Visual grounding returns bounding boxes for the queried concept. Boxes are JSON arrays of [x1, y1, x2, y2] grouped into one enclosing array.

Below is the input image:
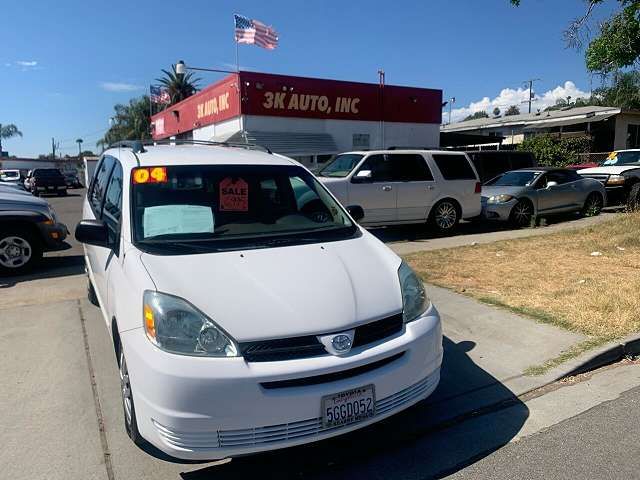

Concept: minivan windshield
[[132, 164, 358, 254], [602, 151, 640, 166], [318, 154, 363, 177], [485, 171, 541, 187]]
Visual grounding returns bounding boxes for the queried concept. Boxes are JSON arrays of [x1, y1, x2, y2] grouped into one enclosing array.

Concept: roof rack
[[107, 139, 272, 154]]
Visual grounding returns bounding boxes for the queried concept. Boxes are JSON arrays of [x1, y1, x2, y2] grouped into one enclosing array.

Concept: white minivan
[[317, 150, 482, 232], [75, 141, 443, 461]]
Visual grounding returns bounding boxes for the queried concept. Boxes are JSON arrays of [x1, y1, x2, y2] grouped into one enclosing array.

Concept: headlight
[[607, 175, 625, 185], [487, 194, 515, 204], [143, 291, 238, 357], [398, 261, 430, 323]]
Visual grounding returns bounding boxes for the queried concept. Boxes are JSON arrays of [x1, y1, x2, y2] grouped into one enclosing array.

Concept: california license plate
[[322, 384, 375, 428]]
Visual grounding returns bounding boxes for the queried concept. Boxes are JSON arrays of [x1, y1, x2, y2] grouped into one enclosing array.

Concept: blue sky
[[2, 0, 616, 157]]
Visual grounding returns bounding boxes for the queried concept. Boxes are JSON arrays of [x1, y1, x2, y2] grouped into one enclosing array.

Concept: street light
[[175, 60, 235, 75]]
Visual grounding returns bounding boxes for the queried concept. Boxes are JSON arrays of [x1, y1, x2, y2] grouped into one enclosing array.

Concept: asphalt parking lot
[[0, 191, 620, 479]]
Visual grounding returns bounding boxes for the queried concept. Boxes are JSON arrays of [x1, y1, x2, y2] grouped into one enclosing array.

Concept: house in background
[[440, 106, 640, 152]]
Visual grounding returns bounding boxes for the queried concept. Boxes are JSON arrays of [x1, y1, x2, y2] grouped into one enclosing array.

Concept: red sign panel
[[240, 71, 442, 124], [151, 71, 442, 139], [219, 177, 249, 212], [151, 74, 241, 140]]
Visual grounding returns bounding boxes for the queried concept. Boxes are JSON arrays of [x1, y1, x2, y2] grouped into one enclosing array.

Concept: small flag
[[234, 14, 279, 50], [150, 85, 170, 104]]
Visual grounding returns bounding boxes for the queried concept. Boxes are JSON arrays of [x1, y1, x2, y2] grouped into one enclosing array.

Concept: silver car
[[482, 168, 606, 226]]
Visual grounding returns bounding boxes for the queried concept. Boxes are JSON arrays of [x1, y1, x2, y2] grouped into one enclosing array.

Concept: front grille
[[239, 313, 404, 362], [580, 173, 610, 185], [152, 371, 440, 451], [260, 352, 404, 389]]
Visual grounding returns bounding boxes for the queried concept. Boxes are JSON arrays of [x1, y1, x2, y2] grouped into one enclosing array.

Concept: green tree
[[462, 111, 489, 121], [591, 71, 640, 109], [98, 96, 153, 148], [156, 64, 200, 106], [505, 105, 521, 116], [518, 134, 592, 167], [0, 123, 22, 152], [511, 0, 640, 73]]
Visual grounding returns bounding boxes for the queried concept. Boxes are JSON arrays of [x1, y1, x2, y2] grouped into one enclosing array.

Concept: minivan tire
[[119, 349, 144, 446], [88, 278, 99, 306], [430, 200, 459, 233], [0, 228, 42, 275]]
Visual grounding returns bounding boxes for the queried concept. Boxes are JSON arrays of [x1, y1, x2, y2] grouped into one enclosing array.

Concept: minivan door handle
[[426, 185, 435, 190], [382, 185, 392, 192]]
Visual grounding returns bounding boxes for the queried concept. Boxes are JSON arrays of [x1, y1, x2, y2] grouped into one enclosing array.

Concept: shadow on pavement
[[178, 337, 529, 480], [0, 253, 85, 288]]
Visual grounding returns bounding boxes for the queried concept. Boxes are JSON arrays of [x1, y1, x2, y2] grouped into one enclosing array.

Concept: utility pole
[[448, 97, 456, 125], [522, 78, 541, 114], [378, 69, 385, 148], [51, 137, 60, 159]]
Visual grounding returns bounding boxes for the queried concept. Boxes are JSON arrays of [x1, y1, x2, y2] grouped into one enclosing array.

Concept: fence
[[576, 152, 609, 165]]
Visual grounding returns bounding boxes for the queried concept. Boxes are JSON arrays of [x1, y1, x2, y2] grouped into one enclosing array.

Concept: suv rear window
[[34, 169, 63, 177], [432, 154, 477, 180]]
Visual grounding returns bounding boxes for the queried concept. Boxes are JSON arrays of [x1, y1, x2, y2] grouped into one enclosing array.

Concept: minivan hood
[[139, 233, 403, 342], [578, 165, 640, 175]]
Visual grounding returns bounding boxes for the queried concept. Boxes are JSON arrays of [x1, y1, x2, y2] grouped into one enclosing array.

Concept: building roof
[[441, 106, 624, 133]]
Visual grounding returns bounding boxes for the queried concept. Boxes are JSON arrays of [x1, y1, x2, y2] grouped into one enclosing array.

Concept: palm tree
[[156, 64, 200, 106], [0, 123, 22, 152], [98, 96, 153, 148]]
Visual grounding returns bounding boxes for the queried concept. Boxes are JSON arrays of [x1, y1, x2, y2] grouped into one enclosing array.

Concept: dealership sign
[[151, 71, 442, 139]]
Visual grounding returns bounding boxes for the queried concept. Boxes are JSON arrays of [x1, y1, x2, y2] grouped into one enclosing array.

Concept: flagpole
[[234, 16, 245, 142]]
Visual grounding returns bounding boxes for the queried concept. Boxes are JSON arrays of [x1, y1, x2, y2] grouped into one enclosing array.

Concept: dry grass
[[406, 212, 640, 340]]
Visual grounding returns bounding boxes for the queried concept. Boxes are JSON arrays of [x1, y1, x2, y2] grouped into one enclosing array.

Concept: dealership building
[[151, 71, 442, 166]]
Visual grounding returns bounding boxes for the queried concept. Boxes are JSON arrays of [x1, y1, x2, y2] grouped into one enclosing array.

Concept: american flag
[[234, 14, 279, 50], [150, 85, 170, 104]]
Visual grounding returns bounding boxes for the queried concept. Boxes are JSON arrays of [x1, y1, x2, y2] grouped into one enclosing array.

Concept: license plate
[[322, 384, 375, 428]]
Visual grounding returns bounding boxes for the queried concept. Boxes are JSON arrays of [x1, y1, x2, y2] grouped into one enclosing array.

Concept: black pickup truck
[[28, 168, 68, 196]]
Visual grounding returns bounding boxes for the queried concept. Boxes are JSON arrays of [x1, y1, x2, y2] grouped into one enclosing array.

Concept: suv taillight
[[474, 182, 482, 194]]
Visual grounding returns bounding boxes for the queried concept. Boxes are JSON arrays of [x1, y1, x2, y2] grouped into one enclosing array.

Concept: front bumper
[[121, 305, 443, 461], [37, 221, 69, 250], [481, 198, 517, 221]]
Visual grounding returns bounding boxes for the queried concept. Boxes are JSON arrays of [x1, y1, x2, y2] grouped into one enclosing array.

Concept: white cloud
[[446, 81, 590, 123], [16, 60, 37, 67], [100, 82, 143, 92]]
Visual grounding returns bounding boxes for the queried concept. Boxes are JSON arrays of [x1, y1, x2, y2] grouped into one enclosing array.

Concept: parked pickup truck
[[27, 168, 68, 196], [0, 191, 68, 274], [578, 149, 640, 209]]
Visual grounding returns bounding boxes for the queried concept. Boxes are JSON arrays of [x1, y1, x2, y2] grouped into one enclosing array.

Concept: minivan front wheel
[[430, 200, 459, 233], [119, 349, 143, 445]]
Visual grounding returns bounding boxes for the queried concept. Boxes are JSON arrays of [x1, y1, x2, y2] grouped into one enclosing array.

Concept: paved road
[[0, 191, 631, 479], [450, 381, 640, 479]]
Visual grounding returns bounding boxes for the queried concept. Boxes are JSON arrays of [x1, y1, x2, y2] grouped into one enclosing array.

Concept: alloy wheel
[[584, 194, 603, 217], [119, 350, 133, 428], [0, 236, 32, 269], [512, 201, 533, 226], [434, 202, 457, 230]]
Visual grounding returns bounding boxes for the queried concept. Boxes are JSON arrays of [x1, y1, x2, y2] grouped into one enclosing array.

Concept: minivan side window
[[432, 154, 477, 180], [89, 156, 116, 215], [102, 161, 123, 254], [389, 154, 434, 181]]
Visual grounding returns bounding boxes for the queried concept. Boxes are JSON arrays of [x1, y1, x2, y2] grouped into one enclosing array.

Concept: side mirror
[[346, 205, 365, 222], [75, 219, 108, 247], [351, 170, 373, 184], [546, 181, 558, 189]]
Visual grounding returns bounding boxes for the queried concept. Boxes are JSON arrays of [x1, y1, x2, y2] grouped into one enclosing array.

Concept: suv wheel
[[119, 349, 144, 445], [0, 229, 42, 275], [582, 192, 603, 217], [430, 200, 459, 233], [627, 183, 640, 211]]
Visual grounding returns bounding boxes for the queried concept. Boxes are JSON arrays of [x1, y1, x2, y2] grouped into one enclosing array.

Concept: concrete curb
[[540, 333, 640, 384]]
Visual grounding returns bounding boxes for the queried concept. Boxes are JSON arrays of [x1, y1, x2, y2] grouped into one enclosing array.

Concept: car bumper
[[37, 221, 69, 249], [481, 199, 517, 221], [120, 304, 443, 461], [34, 186, 66, 193]]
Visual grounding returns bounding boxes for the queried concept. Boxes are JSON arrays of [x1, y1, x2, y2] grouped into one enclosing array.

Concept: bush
[[518, 134, 592, 167]]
